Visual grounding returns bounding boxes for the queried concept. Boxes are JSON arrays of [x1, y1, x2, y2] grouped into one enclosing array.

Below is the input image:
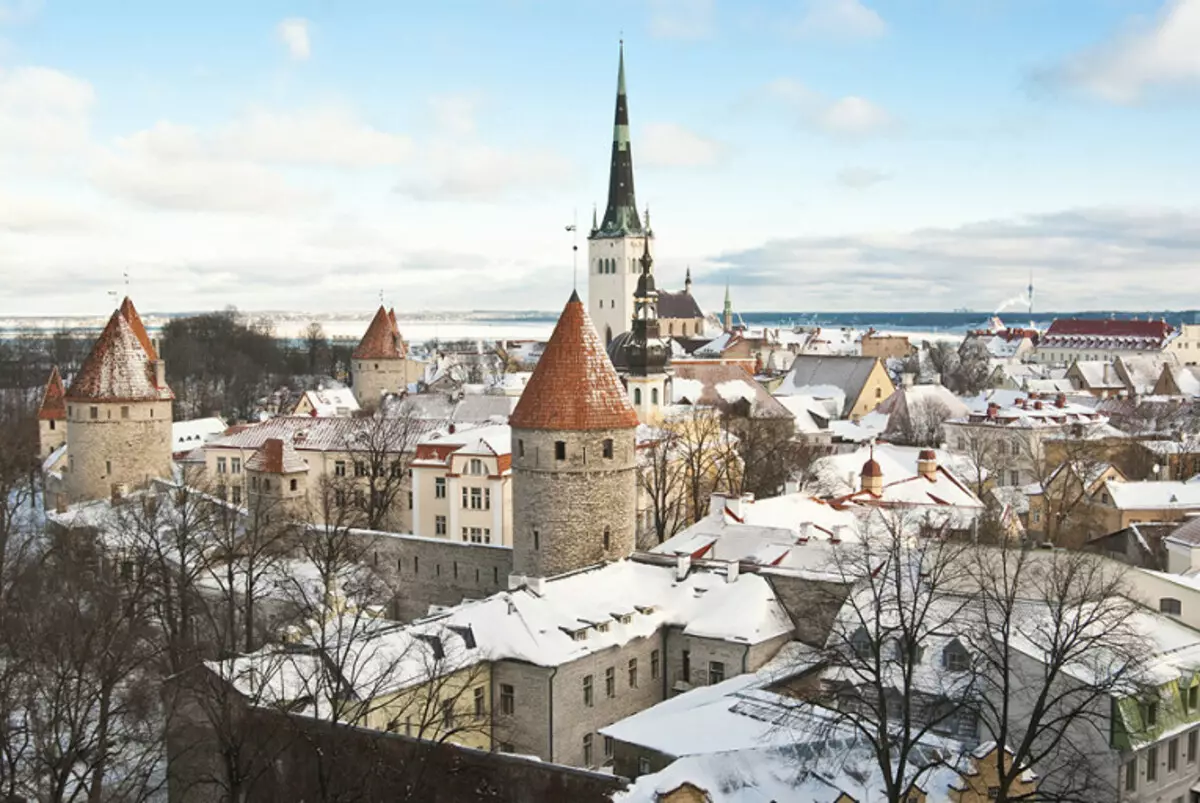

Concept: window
[[469, 458, 485, 475], [467, 487, 488, 510], [634, 387, 642, 405], [1125, 758, 1136, 791], [582, 733, 593, 767], [289, 479, 297, 491], [461, 487, 468, 508], [435, 477, 446, 498], [435, 515, 447, 536], [231, 486, 242, 505], [602, 438, 614, 459], [651, 387, 659, 405], [1169, 738, 1178, 772], [354, 460, 368, 477], [605, 667, 616, 698], [1147, 746, 1158, 781], [651, 649, 660, 679], [638, 756, 651, 775], [120, 405, 129, 419], [628, 658, 638, 688], [48, 420, 55, 430], [1161, 597, 1182, 615], [335, 460, 346, 477], [105, 460, 112, 475], [603, 527, 611, 550], [943, 642, 969, 672], [500, 684, 514, 714], [89, 406, 98, 419], [441, 699, 455, 730], [604, 735, 614, 761], [583, 675, 594, 707], [682, 650, 691, 683], [1009, 470, 1020, 486], [708, 661, 725, 685], [391, 462, 404, 479], [533, 529, 540, 550], [1188, 730, 1197, 762], [499, 742, 513, 753], [334, 488, 346, 506], [474, 687, 485, 718], [875, 386, 882, 399], [555, 441, 566, 461], [1147, 701, 1159, 727], [217, 457, 227, 474], [407, 491, 413, 509], [231, 457, 241, 474], [518, 439, 524, 458]]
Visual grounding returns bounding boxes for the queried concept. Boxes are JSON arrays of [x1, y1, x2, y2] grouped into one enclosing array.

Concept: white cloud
[[0, 66, 95, 160], [639, 122, 725, 168], [429, 94, 480, 138], [648, 0, 716, 39], [0, 190, 95, 232], [836, 166, 891, 189], [395, 142, 576, 201], [217, 109, 412, 167], [277, 18, 311, 61], [792, 0, 886, 40], [0, 0, 41, 24], [1038, 0, 1200, 103], [761, 79, 893, 138]]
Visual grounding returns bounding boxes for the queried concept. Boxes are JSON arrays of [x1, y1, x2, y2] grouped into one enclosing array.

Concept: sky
[[3, 0, 1200, 316]]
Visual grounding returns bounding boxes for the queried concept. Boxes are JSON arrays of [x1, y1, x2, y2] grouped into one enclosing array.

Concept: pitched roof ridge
[[37, 365, 67, 420], [509, 293, 638, 431], [119, 296, 158, 361]]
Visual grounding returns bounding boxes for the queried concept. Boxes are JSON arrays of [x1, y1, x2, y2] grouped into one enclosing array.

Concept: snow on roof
[[422, 560, 793, 669], [172, 417, 227, 453], [776, 355, 885, 417], [206, 415, 439, 454], [1104, 479, 1200, 511], [772, 394, 838, 435], [414, 421, 512, 462], [1071, 361, 1124, 389], [67, 306, 174, 402], [1120, 355, 1178, 396], [670, 363, 793, 420], [295, 387, 360, 417], [828, 414, 886, 443]]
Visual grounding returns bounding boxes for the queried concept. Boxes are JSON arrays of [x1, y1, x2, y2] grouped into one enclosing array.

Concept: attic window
[[614, 613, 633, 625], [555, 441, 566, 461], [942, 641, 970, 672], [634, 605, 656, 615], [1161, 597, 1182, 616], [595, 621, 611, 633]]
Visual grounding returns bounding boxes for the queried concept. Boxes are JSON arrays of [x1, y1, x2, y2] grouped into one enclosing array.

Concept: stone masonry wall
[[39, 418, 66, 459], [64, 399, 172, 503], [511, 426, 637, 578], [352, 358, 424, 410], [366, 531, 513, 621]]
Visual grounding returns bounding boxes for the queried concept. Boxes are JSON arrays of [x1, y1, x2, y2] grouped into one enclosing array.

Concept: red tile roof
[[353, 305, 407, 359], [37, 365, 66, 421], [1046, 318, 1172, 339], [509, 291, 638, 431], [67, 307, 174, 402], [245, 437, 308, 474], [119, 296, 158, 361]]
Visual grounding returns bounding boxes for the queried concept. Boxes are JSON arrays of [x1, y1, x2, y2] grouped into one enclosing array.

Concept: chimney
[[708, 492, 728, 520], [798, 522, 812, 542], [1034, 400, 1043, 410], [725, 560, 739, 584], [830, 525, 845, 544], [528, 577, 545, 596], [726, 493, 752, 521], [675, 554, 692, 582], [1055, 393, 1066, 409], [55, 493, 67, 514], [917, 449, 937, 481], [784, 479, 800, 495], [986, 402, 999, 419], [448, 423, 456, 434], [153, 359, 166, 388]]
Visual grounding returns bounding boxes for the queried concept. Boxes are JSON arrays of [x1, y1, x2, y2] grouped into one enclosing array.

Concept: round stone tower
[[509, 290, 640, 580], [351, 306, 421, 410], [64, 298, 174, 504]]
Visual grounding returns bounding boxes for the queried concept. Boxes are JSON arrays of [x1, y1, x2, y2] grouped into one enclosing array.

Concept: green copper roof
[[596, 42, 642, 237]]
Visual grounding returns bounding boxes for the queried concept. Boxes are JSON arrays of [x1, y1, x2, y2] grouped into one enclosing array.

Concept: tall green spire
[[723, 281, 734, 333], [598, 41, 642, 237]]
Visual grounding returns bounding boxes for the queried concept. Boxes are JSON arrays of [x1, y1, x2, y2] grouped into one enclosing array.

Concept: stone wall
[[365, 530, 513, 621], [511, 426, 637, 578], [64, 399, 172, 503], [38, 417, 66, 459], [352, 358, 424, 409]]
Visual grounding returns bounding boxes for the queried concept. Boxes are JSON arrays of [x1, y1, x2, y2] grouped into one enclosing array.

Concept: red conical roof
[[353, 306, 407, 359], [37, 365, 66, 421], [510, 291, 638, 431], [67, 308, 174, 402], [119, 296, 158, 361]]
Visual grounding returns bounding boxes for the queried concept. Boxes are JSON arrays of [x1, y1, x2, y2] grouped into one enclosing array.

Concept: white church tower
[[588, 42, 652, 346]]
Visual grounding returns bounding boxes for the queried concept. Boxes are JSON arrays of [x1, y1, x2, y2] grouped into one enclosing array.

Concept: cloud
[[836, 166, 891, 189], [648, 0, 716, 39], [639, 122, 725, 167], [394, 142, 576, 201], [0, 66, 95, 160], [429, 94, 480, 138], [277, 18, 311, 61], [792, 0, 886, 40], [0, 0, 41, 24], [1035, 0, 1200, 104], [702, 207, 1200, 310], [0, 190, 95, 232], [760, 78, 893, 138]]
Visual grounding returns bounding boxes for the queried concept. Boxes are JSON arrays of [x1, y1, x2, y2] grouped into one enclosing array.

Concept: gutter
[[547, 666, 558, 762]]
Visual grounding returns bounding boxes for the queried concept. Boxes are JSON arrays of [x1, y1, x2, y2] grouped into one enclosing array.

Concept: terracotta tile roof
[[1046, 318, 1172, 339], [119, 296, 158, 361], [353, 305, 407, 360], [245, 437, 309, 474], [509, 291, 638, 431], [37, 365, 66, 421], [67, 307, 174, 402]]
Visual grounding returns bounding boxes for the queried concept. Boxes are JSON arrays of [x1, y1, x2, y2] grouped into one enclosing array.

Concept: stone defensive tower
[[64, 297, 174, 504], [351, 306, 422, 409], [36, 365, 67, 459], [509, 291, 640, 580]]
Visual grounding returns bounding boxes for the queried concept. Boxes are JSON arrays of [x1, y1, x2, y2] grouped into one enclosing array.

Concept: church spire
[[723, 281, 734, 333], [598, 41, 642, 236]]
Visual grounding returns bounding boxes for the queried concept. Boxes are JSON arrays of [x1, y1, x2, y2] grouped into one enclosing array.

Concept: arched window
[[1161, 597, 1182, 615], [682, 322, 689, 336], [634, 388, 642, 405], [651, 388, 659, 405]]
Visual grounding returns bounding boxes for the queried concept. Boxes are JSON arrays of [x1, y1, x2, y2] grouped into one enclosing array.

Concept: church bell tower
[[588, 42, 652, 346]]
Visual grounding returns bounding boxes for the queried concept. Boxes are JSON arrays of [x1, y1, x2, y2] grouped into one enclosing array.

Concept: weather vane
[[566, 212, 579, 290]]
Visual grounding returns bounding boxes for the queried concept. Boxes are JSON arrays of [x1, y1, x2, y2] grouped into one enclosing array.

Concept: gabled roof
[[119, 296, 158, 361], [67, 307, 174, 402], [777, 355, 887, 417], [352, 306, 407, 360], [671, 362, 793, 420], [509, 291, 638, 431], [245, 437, 309, 474], [658, 290, 704, 320], [37, 365, 66, 421]]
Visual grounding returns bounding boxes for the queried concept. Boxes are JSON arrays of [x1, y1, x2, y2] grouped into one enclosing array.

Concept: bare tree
[[890, 398, 953, 448], [343, 411, 424, 532], [637, 429, 689, 547], [963, 545, 1151, 802], [669, 407, 740, 525]]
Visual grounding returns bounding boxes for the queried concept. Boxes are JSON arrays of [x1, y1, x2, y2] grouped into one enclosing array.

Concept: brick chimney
[[1055, 393, 1066, 409], [917, 449, 937, 481]]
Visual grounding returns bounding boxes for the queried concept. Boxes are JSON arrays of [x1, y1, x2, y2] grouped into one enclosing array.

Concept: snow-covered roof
[[294, 387, 359, 417], [412, 422, 513, 467], [670, 363, 793, 420], [67, 303, 174, 403], [172, 417, 227, 453], [205, 415, 439, 454], [776, 355, 886, 417], [1103, 479, 1200, 511]]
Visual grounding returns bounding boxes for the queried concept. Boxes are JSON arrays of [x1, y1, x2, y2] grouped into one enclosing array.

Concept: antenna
[[566, 212, 578, 291]]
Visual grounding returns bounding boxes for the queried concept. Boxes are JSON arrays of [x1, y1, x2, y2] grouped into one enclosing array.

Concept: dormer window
[[595, 622, 610, 634], [1161, 597, 1182, 616], [942, 640, 970, 672]]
